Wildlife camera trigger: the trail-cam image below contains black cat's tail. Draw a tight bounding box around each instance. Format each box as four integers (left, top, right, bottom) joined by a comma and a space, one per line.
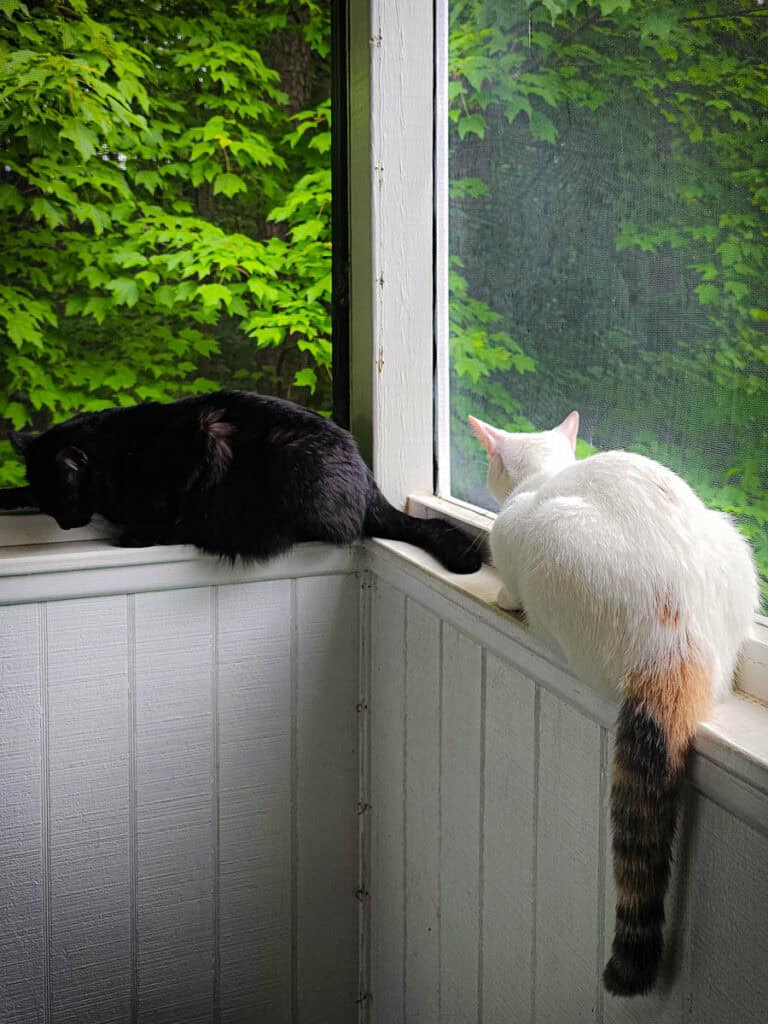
363, 488, 483, 574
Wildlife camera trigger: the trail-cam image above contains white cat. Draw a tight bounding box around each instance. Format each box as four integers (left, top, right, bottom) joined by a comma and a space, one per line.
470, 410, 758, 997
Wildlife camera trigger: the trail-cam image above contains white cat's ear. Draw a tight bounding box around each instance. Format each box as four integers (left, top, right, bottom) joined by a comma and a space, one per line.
469, 415, 502, 456
556, 410, 579, 451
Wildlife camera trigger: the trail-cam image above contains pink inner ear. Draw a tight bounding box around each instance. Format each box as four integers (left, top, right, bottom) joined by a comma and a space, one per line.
558, 410, 580, 450
468, 415, 498, 456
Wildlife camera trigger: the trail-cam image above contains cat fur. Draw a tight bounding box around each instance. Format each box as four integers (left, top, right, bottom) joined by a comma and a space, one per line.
470, 410, 757, 996
1, 390, 482, 574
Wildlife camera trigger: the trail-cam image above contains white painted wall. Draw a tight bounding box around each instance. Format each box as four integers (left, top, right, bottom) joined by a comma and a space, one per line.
366, 552, 768, 1024
0, 554, 361, 1024
2, 542, 767, 1024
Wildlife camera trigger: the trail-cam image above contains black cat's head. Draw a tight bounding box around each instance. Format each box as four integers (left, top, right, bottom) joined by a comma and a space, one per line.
11, 429, 94, 529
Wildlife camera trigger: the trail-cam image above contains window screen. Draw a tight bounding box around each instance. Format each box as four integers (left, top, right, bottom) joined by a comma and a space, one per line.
444, 0, 768, 608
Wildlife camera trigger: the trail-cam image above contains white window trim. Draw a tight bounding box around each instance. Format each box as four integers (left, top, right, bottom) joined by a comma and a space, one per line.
348, 0, 435, 507
346, 0, 768, 706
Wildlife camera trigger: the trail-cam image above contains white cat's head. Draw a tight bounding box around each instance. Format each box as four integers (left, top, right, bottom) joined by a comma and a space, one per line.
469, 411, 579, 504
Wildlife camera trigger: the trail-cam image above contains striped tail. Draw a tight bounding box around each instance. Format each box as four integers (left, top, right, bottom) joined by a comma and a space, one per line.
603, 659, 710, 996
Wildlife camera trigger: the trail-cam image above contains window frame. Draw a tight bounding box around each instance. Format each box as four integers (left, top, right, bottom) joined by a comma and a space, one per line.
347, 0, 768, 704
1, 0, 766, 707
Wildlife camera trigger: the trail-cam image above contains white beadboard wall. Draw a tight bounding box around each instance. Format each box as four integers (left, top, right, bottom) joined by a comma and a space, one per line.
0, 551, 361, 1024
366, 551, 768, 1024
2, 540, 768, 1024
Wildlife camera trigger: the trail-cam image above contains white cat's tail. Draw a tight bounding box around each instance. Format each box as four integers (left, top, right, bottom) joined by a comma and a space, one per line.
603, 657, 711, 997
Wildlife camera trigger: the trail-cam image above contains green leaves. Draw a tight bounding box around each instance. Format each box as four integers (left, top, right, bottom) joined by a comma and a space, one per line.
195, 284, 233, 310
106, 277, 139, 307
59, 119, 99, 161
528, 107, 557, 143
0, 0, 334, 459
457, 114, 485, 140
293, 367, 317, 393
212, 173, 247, 197
695, 284, 720, 306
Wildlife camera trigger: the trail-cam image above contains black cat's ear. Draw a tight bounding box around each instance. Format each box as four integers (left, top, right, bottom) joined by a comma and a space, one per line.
10, 430, 36, 456
56, 446, 88, 473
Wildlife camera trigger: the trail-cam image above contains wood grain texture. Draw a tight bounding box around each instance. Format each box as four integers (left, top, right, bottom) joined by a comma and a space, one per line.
4, 555, 768, 1024
482, 654, 536, 1024
370, 0, 434, 504
46, 596, 131, 1024
535, 689, 602, 1024
685, 797, 768, 1024
369, 580, 406, 1024
403, 598, 441, 1024
217, 580, 292, 1024
0, 604, 43, 1024
134, 588, 214, 1024
296, 574, 359, 1024
439, 625, 482, 1024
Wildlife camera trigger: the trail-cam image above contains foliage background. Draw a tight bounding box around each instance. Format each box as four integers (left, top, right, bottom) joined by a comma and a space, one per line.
447, 0, 768, 607
1, 0, 765, 608
0, 0, 331, 484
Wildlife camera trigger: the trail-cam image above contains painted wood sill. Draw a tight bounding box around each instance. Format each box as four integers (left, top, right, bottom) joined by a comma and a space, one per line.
368, 537, 768, 833
0, 537, 362, 605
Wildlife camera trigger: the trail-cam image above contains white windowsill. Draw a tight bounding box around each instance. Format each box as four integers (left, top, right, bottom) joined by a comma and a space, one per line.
0, 535, 362, 605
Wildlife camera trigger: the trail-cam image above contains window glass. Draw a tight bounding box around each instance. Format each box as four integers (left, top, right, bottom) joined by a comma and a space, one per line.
0, 0, 331, 486
445, 0, 768, 609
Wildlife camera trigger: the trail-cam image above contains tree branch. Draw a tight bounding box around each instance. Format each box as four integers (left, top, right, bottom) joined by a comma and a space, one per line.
682, 6, 768, 23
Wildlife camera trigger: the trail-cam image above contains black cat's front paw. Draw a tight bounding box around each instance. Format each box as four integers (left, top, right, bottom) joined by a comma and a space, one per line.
445, 543, 484, 574
438, 527, 486, 574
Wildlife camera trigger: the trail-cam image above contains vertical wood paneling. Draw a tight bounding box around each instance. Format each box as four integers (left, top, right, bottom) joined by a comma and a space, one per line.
134, 588, 214, 1024
403, 599, 441, 1024
0, 604, 43, 1024
46, 596, 130, 1024
482, 655, 536, 1023
369, 581, 406, 1024
5, 564, 768, 1024
296, 574, 359, 1023
535, 689, 602, 1024
217, 580, 291, 1024
686, 797, 768, 1024
440, 625, 482, 1024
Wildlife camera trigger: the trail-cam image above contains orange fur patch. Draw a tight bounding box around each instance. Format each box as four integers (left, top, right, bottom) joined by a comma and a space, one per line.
656, 594, 680, 627
626, 657, 712, 769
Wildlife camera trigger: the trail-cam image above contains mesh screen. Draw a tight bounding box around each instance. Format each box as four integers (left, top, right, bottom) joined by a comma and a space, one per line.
446, 0, 768, 608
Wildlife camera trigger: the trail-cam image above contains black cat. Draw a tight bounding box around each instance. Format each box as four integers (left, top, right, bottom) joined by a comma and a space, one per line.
1, 391, 482, 573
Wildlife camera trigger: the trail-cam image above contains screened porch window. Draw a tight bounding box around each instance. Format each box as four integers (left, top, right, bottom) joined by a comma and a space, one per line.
437, 0, 768, 611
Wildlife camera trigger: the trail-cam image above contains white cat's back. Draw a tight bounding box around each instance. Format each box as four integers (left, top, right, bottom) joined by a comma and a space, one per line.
491, 450, 757, 698
475, 414, 759, 994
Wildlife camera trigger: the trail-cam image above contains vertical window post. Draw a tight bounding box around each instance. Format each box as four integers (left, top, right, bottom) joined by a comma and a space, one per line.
348, 0, 436, 507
